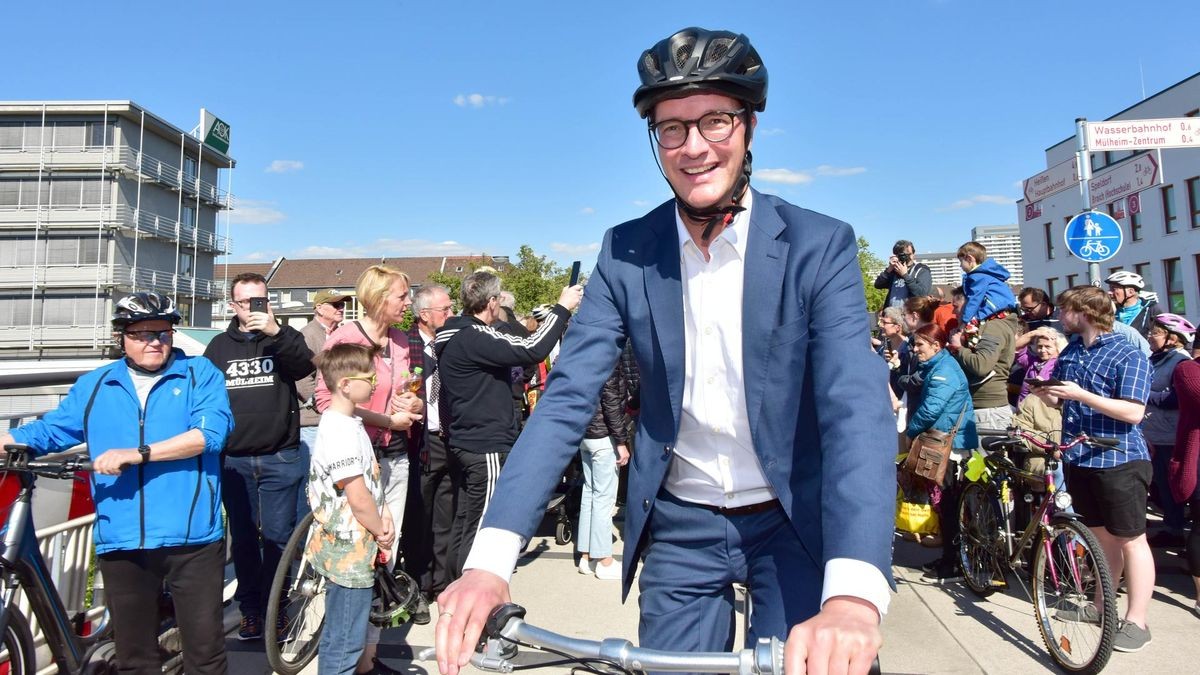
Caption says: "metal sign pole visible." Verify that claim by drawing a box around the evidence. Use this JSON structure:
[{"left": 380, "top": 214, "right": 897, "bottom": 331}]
[{"left": 1075, "top": 118, "right": 1100, "bottom": 286}]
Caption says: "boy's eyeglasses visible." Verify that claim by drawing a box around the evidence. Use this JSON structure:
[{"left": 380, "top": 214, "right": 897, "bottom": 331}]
[
  {"left": 345, "top": 374, "right": 377, "bottom": 386},
  {"left": 123, "top": 329, "right": 175, "bottom": 343}
]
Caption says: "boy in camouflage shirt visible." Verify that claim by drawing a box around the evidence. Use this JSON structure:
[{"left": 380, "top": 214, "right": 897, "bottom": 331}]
[{"left": 308, "top": 344, "right": 394, "bottom": 674}]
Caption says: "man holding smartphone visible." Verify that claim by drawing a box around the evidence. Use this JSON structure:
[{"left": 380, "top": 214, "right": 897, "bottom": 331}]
[
  {"left": 203, "top": 272, "right": 315, "bottom": 642},
  {"left": 874, "top": 239, "right": 932, "bottom": 309}
]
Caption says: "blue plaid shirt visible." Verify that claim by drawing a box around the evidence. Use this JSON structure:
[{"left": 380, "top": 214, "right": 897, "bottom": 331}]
[{"left": 1053, "top": 331, "right": 1151, "bottom": 468}]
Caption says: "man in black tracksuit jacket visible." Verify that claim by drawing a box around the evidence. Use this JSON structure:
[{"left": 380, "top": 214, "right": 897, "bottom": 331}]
[
  {"left": 434, "top": 271, "right": 581, "bottom": 577},
  {"left": 202, "top": 273, "right": 315, "bottom": 640}
]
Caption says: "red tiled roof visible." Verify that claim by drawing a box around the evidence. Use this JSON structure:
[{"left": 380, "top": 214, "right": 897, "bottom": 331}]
[{"left": 220, "top": 256, "right": 504, "bottom": 291}]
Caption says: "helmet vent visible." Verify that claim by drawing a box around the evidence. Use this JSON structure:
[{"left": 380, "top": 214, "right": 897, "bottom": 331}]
[
  {"left": 704, "top": 38, "right": 732, "bottom": 67},
  {"left": 672, "top": 37, "right": 696, "bottom": 70},
  {"left": 642, "top": 53, "right": 661, "bottom": 77}
]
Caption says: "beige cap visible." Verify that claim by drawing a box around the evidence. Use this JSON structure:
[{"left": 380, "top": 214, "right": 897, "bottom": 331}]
[{"left": 313, "top": 289, "right": 351, "bottom": 306}]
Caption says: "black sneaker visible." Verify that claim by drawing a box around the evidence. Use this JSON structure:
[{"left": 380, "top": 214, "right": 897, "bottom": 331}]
[
  {"left": 922, "top": 560, "right": 963, "bottom": 583},
  {"left": 1112, "top": 620, "right": 1152, "bottom": 653},
  {"left": 237, "top": 615, "right": 263, "bottom": 641},
  {"left": 275, "top": 613, "right": 291, "bottom": 644},
  {"left": 412, "top": 593, "right": 431, "bottom": 625}
]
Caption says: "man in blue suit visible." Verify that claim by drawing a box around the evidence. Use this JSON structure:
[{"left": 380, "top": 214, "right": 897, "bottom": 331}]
[{"left": 436, "top": 27, "right": 895, "bottom": 675}]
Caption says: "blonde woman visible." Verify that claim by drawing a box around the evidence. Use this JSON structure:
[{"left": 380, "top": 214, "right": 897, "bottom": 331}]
[{"left": 315, "top": 264, "right": 423, "bottom": 673}]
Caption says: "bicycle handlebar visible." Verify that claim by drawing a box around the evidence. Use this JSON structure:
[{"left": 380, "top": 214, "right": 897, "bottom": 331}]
[
  {"left": 2, "top": 444, "right": 93, "bottom": 477},
  {"left": 976, "top": 428, "right": 1120, "bottom": 452},
  {"left": 418, "top": 603, "right": 881, "bottom": 675}
]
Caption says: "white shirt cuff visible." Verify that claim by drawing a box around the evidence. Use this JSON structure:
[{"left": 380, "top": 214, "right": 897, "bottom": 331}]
[
  {"left": 820, "top": 558, "right": 892, "bottom": 619},
  {"left": 461, "top": 527, "right": 526, "bottom": 583}
]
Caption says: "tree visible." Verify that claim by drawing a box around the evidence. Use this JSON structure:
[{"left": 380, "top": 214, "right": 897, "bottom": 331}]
[
  {"left": 858, "top": 236, "right": 887, "bottom": 313},
  {"left": 426, "top": 244, "right": 574, "bottom": 317}
]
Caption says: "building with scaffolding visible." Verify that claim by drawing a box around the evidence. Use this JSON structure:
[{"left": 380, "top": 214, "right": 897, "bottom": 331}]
[{"left": 0, "top": 101, "right": 234, "bottom": 358}]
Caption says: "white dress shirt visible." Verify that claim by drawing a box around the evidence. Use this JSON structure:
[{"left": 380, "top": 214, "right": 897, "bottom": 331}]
[{"left": 466, "top": 192, "right": 891, "bottom": 617}]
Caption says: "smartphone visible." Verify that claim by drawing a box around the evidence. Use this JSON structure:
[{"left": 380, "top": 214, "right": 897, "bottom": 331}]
[
  {"left": 568, "top": 260, "right": 582, "bottom": 286},
  {"left": 249, "top": 297, "right": 268, "bottom": 313},
  {"left": 1027, "top": 378, "right": 1064, "bottom": 388}
]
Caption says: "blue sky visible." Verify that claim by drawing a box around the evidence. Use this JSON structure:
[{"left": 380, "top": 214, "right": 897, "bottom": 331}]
[{"left": 4, "top": 1, "right": 1198, "bottom": 270}]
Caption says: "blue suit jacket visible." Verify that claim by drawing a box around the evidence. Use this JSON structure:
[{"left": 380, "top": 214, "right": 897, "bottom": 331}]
[{"left": 484, "top": 190, "right": 896, "bottom": 598}]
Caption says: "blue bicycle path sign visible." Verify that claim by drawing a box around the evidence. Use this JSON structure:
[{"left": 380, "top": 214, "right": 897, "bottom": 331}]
[{"left": 1064, "top": 211, "right": 1123, "bottom": 263}]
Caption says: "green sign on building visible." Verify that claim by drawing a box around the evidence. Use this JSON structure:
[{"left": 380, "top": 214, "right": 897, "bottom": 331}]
[{"left": 200, "top": 108, "right": 231, "bottom": 154}]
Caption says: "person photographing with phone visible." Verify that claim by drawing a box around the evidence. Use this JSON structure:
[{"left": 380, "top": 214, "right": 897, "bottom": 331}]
[
  {"left": 204, "top": 272, "right": 316, "bottom": 642},
  {"left": 874, "top": 239, "right": 932, "bottom": 310}
]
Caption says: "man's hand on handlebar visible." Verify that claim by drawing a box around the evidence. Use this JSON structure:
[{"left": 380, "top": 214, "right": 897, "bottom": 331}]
[
  {"left": 784, "top": 596, "right": 881, "bottom": 675},
  {"left": 436, "top": 569, "right": 511, "bottom": 675},
  {"left": 93, "top": 448, "right": 142, "bottom": 476}
]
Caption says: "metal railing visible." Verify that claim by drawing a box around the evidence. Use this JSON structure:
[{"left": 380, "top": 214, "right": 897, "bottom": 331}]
[
  {"left": 0, "top": 143, "right": 235, "bottom": 210},
  {"left": 0, "top": 204, "right": 231, "bottom": 254},
  {"left": 0, "top": 264, "right": 219, "bottom": 298}
]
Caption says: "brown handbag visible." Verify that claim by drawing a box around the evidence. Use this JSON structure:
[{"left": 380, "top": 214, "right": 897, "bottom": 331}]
[{"left": 903, "top": 404, "right": 969, "bottom": 486}]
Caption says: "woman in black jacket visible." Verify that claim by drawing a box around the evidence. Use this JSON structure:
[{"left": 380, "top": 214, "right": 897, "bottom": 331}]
[{"left": 576, "top": 363, "right": 630, "bottom": 580}]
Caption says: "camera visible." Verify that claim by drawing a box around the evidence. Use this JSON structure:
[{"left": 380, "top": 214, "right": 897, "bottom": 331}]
[{"left": 896, "top": 253, "right": 913, "bottom": 265}]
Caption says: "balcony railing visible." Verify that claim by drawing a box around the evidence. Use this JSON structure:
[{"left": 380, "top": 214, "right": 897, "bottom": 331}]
[
  {"left": 0, "top": 204, "right": 231, "bottom": 254},
  {"left": 0, "top": 264, "right": 219, "bottom": 298},
  {"left": 0, "top": 143, "right": 235, "bottom": 210}
]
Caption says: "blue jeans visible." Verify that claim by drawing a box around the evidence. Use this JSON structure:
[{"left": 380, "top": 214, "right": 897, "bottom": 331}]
[
  {"left": 578, "top": 437, "right": 618, "bottom": 559},
  {"left": 221, "top": 447, "right": 308, "bottom": 617},
  {"left": 298, "top": 427, "right": 319, "bottom": 522},
  {"left": 318, "top": 581, "right": 373, "bottom": 675}
]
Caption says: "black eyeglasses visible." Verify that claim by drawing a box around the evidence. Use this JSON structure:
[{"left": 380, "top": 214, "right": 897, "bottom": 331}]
[
  {"left": 650, "top": 109, "right": 745, "bottom": 149},
  {"left": 124, "top": 329, "right": 174, "bottom": 343}
]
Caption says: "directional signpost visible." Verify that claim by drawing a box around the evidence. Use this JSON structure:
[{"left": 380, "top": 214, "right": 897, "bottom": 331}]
[
  {"left": 1023, "top": 157, "right": 1079, "bottom": 205},
  {"left": 1086, "top": 118, "right": 1200, "bottom": 151},
  {"left": 1087, "top": 151, "right": 1161, "bottom": 209},
  {"left": 1065, "top": 211, "right": 1122, "bottom": 266}
]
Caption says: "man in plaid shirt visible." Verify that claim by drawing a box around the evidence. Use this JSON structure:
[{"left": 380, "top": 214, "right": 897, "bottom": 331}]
[{"left": 1034, "top": 285, "right": 1154, "bottom": 653}]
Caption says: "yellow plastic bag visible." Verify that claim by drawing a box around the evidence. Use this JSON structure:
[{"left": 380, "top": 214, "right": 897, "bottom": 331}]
[{"left": 895, "top": 484, "right": 939, "bottom": 536}]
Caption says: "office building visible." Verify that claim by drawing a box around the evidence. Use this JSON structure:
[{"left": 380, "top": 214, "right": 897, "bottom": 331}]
[{"left": 0, "top": 101, "right": 234, "bottom": 358}]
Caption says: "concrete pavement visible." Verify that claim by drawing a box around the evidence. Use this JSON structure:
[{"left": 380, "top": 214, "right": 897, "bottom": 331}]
[{"left": 225, "top": 517, "right": 1200, "bottom": 674}]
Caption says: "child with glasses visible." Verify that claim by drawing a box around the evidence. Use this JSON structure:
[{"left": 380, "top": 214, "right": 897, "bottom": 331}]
[{"left": 309, "top": 343, "right": 395, "bottom": 674}]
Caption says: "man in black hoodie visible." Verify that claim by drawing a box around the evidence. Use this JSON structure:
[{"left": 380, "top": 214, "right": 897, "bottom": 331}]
[
  {"left": 434, "top": 271, "right": 581, "bottom": 577},
  {"left": 203, "top": 272, "right": 315, "bottom": 641}
]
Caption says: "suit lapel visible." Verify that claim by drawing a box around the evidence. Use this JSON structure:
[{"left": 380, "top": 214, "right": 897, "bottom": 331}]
[
  {"left": 643, "top": 205, "right": 685, "bottom": 433},
  {"left": 742, "top": 190, "right": 790, "bottom": 434}
]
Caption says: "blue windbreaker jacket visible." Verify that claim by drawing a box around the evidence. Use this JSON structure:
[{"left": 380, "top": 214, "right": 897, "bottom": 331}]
[
  {"left": 12, "top": 350, "right": 232, "bottom": 554},
  {"left": 907, "top": 349, "right": 978, "bottom": 450}
]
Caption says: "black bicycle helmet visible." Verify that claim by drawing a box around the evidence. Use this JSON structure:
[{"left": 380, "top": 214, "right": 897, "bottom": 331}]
[
  {"left": 633, "top": 27, "right": 768, "bottom": 119},
  {"left": 112, "top": 292, "right": 181, "bottom": 328},
  {"left": 369, "top": 564, "right": 420, "bottom": 628}
]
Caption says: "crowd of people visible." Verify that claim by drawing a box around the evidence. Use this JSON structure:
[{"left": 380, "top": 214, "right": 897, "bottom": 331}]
[{"left": 880, "top": 240, "right": 1200, "bottom": 655}]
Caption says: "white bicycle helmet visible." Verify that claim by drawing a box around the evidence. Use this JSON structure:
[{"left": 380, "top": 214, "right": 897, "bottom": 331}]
[{"left": 1104, "top": 271, "right": 1145, "bottom": 289}]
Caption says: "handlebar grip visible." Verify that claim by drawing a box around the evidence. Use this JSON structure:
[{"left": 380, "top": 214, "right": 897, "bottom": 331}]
[
  {"left": 976, "top": 428, "right": 1012, "bottom": 437},
  {"left": 1088, "top": 436, "right": 1120, "bottom": 448}
]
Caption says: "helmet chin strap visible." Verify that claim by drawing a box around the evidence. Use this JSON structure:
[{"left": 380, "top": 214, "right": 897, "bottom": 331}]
[
  {"left": 124, "top": 349, "right": 173, "bottom": 375},
  {"left": 648, "top": 132, "right": 753, "bottom": 243}
]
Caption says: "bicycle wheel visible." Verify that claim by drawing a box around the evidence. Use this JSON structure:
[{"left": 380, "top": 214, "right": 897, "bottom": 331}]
[
  {"left": 1032, "top": 518, "right": 1116, "bottom": 674},
  {"left": 265, "top": 512, "right": 325, "bottom": 675},
  {"left": 958, "top": 482, "right": 1004, "bottom": 597},
  {"left": 0, "top": 606, "right": 36, "bottom": 675}
]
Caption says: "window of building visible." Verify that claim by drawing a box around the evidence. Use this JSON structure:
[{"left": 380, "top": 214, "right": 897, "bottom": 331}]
[
  {"left": 183, "top": 156, "right": 198, "bottom": 182},
  {"left": 1164, "top": 258, "right": 1185, "bottom": 314},
  {"left": 52, "top": 122, "right": 86, "bottom": 149},
  {"left": 179, "top": 251, "right": 194, "bottom": 277},
  {"left": 1047, "top": 277, "right": 1059, "bottom": 299},
  {"left": 0, "top": 179, "right": 18, "bottom": 206},
  {"left": 1066, "top": 274, "right": 1078, "bottom": 288},
  {"left": 1090, "top": 154, "right": 1104, "bottom": 172},
  {"left": 0, "top": 122, "right": 22, "bottom": 149},
  {"left": 1130, "top": 208, "right": 1142, "bottom": 240},
  {"left": 1162, "top": 184, "right": 1176, "bottom": 234},
  {"left": 1187, "top": 177, "right": 1200, "bottom": 229},
  {"left": 0, "top": 294, "right": 105, "bottom": 327},
  {"left": 1187, "top": 108, "right": 1200, "bottom": 118},
  {"left": 182, "top": 205, "right": 195, "bottom": 228},
  {"left": 1043, "top": 222, "right": 1054, "bottom": 260},
  {"left": 85, "top": 121, "right": 114, "bottom": 148},
  {"left": 1135, "top": 262, "right": 1153, "bottom": 291}
]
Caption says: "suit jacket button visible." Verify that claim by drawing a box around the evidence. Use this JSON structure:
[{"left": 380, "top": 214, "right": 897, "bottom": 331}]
[{"left": 642, "top": 499, "right": 650, "bottom": 511}]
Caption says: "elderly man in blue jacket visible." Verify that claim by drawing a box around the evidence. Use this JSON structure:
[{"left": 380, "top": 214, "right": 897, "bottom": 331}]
[
  {"left": 435, "top": 28, "right": 895, "bottom": 675},
  {"left": 2, "top": 292, "right": 233, "bottom": 675}
]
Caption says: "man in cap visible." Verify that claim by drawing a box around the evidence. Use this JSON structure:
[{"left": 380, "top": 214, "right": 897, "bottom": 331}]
[
  {"left": 436, "top": 27, "right": 892, "bottom": 675},
  {"left": 298, "top": 288, "right": 351, "bottom": 466}
]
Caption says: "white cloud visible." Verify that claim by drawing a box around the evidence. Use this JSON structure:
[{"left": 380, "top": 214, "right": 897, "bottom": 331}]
[
  {"left": 815, "top": 165, "right": 866, "bottom": 177},
  {"left": 632, "top": 200, "right": 651, "bottom": 207},
  {"left": 265, "top": 160, "right": 304, "bottom": 173},
  {"left": 756, "top": 168, "right": 814, "bottom": 185},
  {"left": 453, "top": 93, "right": 512, "bottom": 108},
  {"left": 229, "top": 199, "right": 286, "bottom": 225},
  {"left": 291, "top": 238, "right": 482, "bottom": 258},
  {"left": 937, "top": 194, "right": 1015, "bottom": 212},
  {"left": 550, "top": 242, "right": 601, "bottom": 256},
  {"left": 756, "top": 127, "right": 786, "bottom": 137},
  {"left": 240, "top": 251, "right": 268, "bottom": 261},
  {"left": 756, "top": 165, "right": 867, "bottom": 185},
  {"left": 579, "top": 206, "right": 595, "bottom": 215}
]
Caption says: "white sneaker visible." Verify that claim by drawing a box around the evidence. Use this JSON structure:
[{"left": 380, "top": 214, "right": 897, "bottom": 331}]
[
  {"left": 594, "top": 560, "right": 621, "bottom": 580},
  {"left": 577, "top": 557, "right": 593, "bottom": 575}
]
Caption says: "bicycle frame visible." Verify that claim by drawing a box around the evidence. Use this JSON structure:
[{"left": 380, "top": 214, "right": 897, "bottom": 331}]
[{"left": 0, "top": 467, "right": 104, "bottom": 673}]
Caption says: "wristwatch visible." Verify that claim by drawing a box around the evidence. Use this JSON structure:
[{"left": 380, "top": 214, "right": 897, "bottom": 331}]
[{"left": 138, "top": 444, "right": 152, "bottom": 464}]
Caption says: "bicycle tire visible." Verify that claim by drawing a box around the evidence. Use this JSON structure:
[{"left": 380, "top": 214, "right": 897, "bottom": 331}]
[
  {"left": 1031, "top": 518, "right": 1116, "bottom": 674},
  {"left": 0, "top": 606, "right": 36, "bottom": 675},
  {"left": 265, "top": 512, "right": 325, "bottom": 675},
  {"left": 958, "top": 482, "right": 1004, "bottom": 597}
]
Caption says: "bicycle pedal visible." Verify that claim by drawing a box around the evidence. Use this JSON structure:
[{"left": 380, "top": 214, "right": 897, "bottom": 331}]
[{"left": 990, "top": 579, "right": 1008, "bottom": 588}]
